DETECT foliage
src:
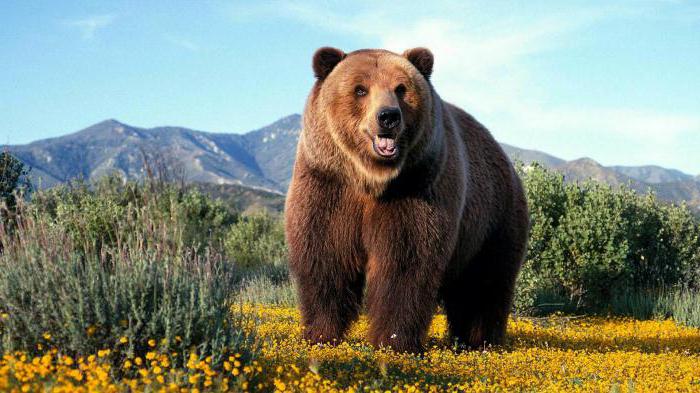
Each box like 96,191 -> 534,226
0,152 -> 32,231
224,211 -> 287,269
515,163 -> 700,314
0,151 -> 31,206
29,174 -> 235,255
0,182 -> 252,367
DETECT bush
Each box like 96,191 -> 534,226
29,175 -> 235,255
0,152 -> 32,231
224,212 -> 287,269
0,152 -> 31,206
0,182 -> 253,367
514,163 -> 700,314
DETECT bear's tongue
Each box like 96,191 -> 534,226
375,135 -> 397,156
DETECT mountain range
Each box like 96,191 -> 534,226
6,114 -> 700,212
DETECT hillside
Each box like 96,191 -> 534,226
192,182 -> 286,215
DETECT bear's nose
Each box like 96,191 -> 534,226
377,107 -> 401,130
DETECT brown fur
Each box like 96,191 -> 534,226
285,47 -> 529,353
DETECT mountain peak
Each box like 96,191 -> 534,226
569,157 -> 602,167
70,119 -> 137,140
268,114 -> 301,129
93,118 -> 126,128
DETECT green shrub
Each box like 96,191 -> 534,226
29,175 -> 235,255
0,187 -> 253,367
224,211 -> 287,269
0,152 -> 32,232
0,152 -> 31,206
549,182 -> 631,308
514,163 -> 700,314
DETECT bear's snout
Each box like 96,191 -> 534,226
377,107 -> 401,131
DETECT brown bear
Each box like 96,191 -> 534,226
285,47 -> 529,353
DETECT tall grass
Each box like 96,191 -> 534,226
236,276 -> 297,307
658,289 -> 700,328
610,288 -> 700,328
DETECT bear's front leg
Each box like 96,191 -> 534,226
363,200 -> 457,353
288,227 -> 366,344
286,174 -> 367,345
365,257 -> 443,353
292,265 -> 365,345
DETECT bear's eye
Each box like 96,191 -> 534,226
395,84 -> 407,99
354,86 -> 368,97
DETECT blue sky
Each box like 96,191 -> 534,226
1,1 -> 699,174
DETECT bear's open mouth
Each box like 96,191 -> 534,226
372,134 -> 399,159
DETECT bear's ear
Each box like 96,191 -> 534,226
403,47 -> 434,80
312,47 -> 346,80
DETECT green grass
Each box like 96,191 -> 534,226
235,275 -> 297,307
609,288 -> 700,328
659,289 -> 700,328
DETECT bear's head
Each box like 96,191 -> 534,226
306,47 -> 435,186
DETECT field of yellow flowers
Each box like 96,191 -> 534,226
2,305 -> 700,392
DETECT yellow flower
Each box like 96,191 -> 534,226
4,305 -> 700,392
119,336 -> 128,344
274,379 -> 287,391
42,333 -> 51,340
148,339 -> 157,347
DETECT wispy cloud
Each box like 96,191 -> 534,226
66,14 -> 115,40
